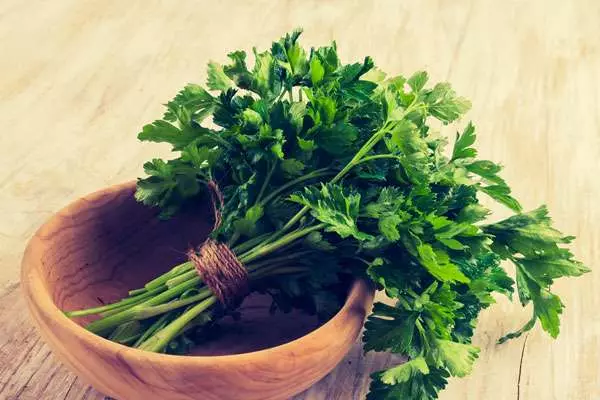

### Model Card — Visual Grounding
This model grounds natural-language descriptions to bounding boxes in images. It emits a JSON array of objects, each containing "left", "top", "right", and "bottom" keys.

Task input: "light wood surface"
[
  {"left": 1, "top": 0, "right": 599, "bottom": 399},
  {"left": 19, "top": 182, "right": 376, "bottom": 400}
]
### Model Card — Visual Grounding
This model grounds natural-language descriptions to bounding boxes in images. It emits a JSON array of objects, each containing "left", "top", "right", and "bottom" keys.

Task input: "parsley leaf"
[
  {"left": 486, "top": 206, "right": 589, "bottom": 340},
  {"left": 290, "top": 184, "right": 372, "bottom": 240},
  {"left": 417, "top": 244, "right": 470, "bottom": 283}
]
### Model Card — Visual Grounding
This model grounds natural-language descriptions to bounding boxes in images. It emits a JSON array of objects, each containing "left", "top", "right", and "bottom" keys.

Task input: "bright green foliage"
[
  {"left": 133, "top": 29, "right": 588, "bottom": 399},
  {"left": 290, "top": 184, "right": 372, "bottom": 240},
  {"left": 485, "top": 206, "right": 590, "bottom": 341}
]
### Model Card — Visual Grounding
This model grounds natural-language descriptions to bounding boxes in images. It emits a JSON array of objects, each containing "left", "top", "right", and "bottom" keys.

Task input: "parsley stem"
[
  {"left": 245, "top": 250, "right": 315, "bottom": 272},
  {"left": 99, "top": 293, "right": 165, "bottom": 318},
  {"left": 232, "top": 232, "right": 272, "bottom": 254},
  {"left": 258, "top": 168, "right": 333, "bottom": 207},
  {"left": 415, "top": 319, "right": 427, "bottom": 344},
  {"left": 128, "top": 288, "right": 146, "bottom": 296},
  {"left": 239, "top": 223, "right": 325, "bottom": 264},
  {"left": 144, "top": 262, "right": 193, "bottom": 291},
  {"left": 141, "top": 276, "right": 203, "bottom": 307},
  {"left": 133, "top": 288, "right": 212, "bottom": 320},
  {"left": 166, "top": 270, "right": 199, "bottom": 288},
  {"left": 256, "top": 161, "right": 277, "bottom": 204},
  {"left": 275, "top": 89, "right": 288, "bottom": 103},
  {"left": 138, "top": 296, "right": 217, "bottom": 352},
  {"left": 133, "top": 312, "right": 172, "bottom": 347},
  {"left": 353, "top": 154, "right": 402, "bottom": 166},
  {"left": 64, "top": 286, "right": 166, "bottom": 318},
  {"left": 227, "top": 232, "right": 241, "bottom": 247},
  {"left": 331, "top": 122, "right": 393, "bottom": 184},
  {"left": 86, "top": 277, "right": 202, "bottom": 334},
  {"left": 276, "top": 209, "right": 308, "bottom": 236}
]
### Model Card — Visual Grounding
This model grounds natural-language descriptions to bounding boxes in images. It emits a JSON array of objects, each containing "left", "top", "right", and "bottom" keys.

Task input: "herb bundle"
[{"left": 66, "top": 30, "right": 589, "bottom": 399}]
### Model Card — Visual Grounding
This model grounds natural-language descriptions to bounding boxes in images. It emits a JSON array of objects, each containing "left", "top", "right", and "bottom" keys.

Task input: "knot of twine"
[{"left": 187, "top": 181, "right": 249, "bottom": 306}]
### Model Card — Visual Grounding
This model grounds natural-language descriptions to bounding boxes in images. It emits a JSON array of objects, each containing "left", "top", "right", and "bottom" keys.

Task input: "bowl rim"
[{"left": 21, "top": 181, "right": 374, "bottom": 367}]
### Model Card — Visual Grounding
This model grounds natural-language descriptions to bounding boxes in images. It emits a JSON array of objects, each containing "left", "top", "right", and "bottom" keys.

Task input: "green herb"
[{"left": 65, "top": 29, "right": 588, "bottom": 399}]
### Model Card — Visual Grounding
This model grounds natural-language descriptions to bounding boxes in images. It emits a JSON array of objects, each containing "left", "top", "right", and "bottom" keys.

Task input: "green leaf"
[
  {"left": 280, "top": 158, "right": 305, "bottom": 177},
  {"left": 428, "top": 215, "right": 480, "bottom": 239},
  {"left": 486, "top": 206, "right": 577, "bottom": 260},
  {"left": 181, "top": 144, "right": 221, "bottom": 170},
  {"left": 417, "top": 244, "right": 470, "bottom": 283},
  {"left": 207, "top": 61, "right": 235, "bottom": 91},
  {"left": 364, "top": 187, "right": 410, "bottom": 241},
  {"left": 241, "top": 109, "right": 263, "bottom": 129},
  {"left": 498, "top": 315, "right": 536, "bottom": 344},
  {"left": 501, "top": 268, "right": 564, "bottom": 341},
  {"left": 378, "top": 215, "right": 403, "bottom": 241},
  {"left": 386, "top": 120, "right": 427, "bottom": 154},
  {"left": 307, "top": 94, "right": 337, "bottom": 125},
  {"left": 315, "top": 122, "right": 358, "bottom": 156},
  {"left": 134, "top": 158, "right": 201, "bottom": 218},
  {"left": 271, "top": 28, "right": 308, "bottom": 78},
  {"left": 451, "top": 122, "right": 477, "bottom": 160},
  {"left": 302, "top": 231, "right": 335, "bottom": 251},
  {"left": 479, "top": 184, "right": 522, "bottom": 212},
  {"left": 407, "top": 71, "right": 429, "bottom": 93},
  {"left": 364, "top": 187, "right": 405, "bottom": 218},
  {"left": 222, "top": 50, "right": 252, "bottom": 88},
  {"left": 467, "top": 264, "right": 514, "bottom": 305},
  {"left": 312, "top": 43, "right": 340, "bottom": 74},
  {"left": 487, "top": 206, "right": 588, "bottom": 341},
  {"left": 365, "top": 258, "right": 412, "bottom": 298},
  {"left": 338, "top": 56, "right": 375, "bottom": 84},
  {"left": 233, "top": 205, "right": 264, "bottom": 237},
  {"left": 438, "top": 237, "right": 465, "bottom": 250},
  {"left": 297, "top": 137, "right": 316, "bottom": 151},
  {"left": 289, "top": 184, "right": 372, "bottom": 241},
  {"left": 379, "top": 357, "right": 430, "bottom": 385},
  {"left": 422, "top": 282, "right": 464, "bottom": 339},
  {"left": 368, "top": 365, "right": 448, "bottom": 400},
  {"left": 432, "top": 340, "right": 480, "bottom": 377},
  {"left": 467, "top": 160, "right": 506, "bottom": 186},
  {"left": 286, "top": 42, "right": 309, "bottom": 76},
  {"left": 533, "top": 287, "right": 564, "bottom": 338},
  {"left": 361, "top": 67, "right": 387, "bottom": 83},
  {"left": 519, "top": 257, "right": 589, "bottom": 286},
  {"left": 364, "top": 303, "right": 419, "bottom": 354},
  {"left": 138, "top": 120, "right": 209, "bottom": 150},
  {"left": 288, "top": 102, "right": 306, "bottom": 133},
  {"left": 425, "top": 83, "right": 471, "bottom": 123},
  {"left": 163, "top": 84, "right": 215, "bottom": 125},
  {"left": 309, "top": 57, "right": 325, "bottom": 84},
  {"left": 251, "top": 49, "right": 282, "bottom": 99},
  {"left": 515, "top": 265, "right": 532, "bottom": 305},
  {"left": 456, "top": 204, "right": 490, "bottom": 223}
]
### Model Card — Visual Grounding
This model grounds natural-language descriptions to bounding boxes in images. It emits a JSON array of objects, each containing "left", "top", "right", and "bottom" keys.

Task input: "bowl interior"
[{"left": 40, "top": 184, "right": 320, "bottom": 353}]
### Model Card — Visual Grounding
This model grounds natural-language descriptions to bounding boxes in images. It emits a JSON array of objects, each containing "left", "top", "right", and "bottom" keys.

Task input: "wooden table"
[{"left": 1, "top": 1, "right": 599, "bottom": 399}]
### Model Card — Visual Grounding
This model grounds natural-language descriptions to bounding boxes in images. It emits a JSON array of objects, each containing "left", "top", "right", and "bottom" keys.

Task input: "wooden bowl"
[{"left": 21, "top": 182, "right": 375, "bottom": 400}]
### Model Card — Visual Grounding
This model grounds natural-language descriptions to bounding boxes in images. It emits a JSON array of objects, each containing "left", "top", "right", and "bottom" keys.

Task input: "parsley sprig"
[{"left": 65, "top": 30, "right": 588, "bottom": 399}]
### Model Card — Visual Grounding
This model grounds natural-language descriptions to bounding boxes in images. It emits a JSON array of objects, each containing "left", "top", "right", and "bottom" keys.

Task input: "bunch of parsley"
[{"left": 66, "top": 30, "right": 588, "bottom": 399}]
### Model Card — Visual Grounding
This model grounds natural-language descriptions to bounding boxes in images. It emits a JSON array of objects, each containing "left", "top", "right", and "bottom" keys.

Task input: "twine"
[{"left": 188, "top": 181, "right": 249, "bottom": 305}]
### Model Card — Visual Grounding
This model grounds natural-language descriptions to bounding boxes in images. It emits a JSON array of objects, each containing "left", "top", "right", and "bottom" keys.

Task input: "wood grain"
[{"left": 1, "top": 0, "right": 599, "bottom": 399}]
